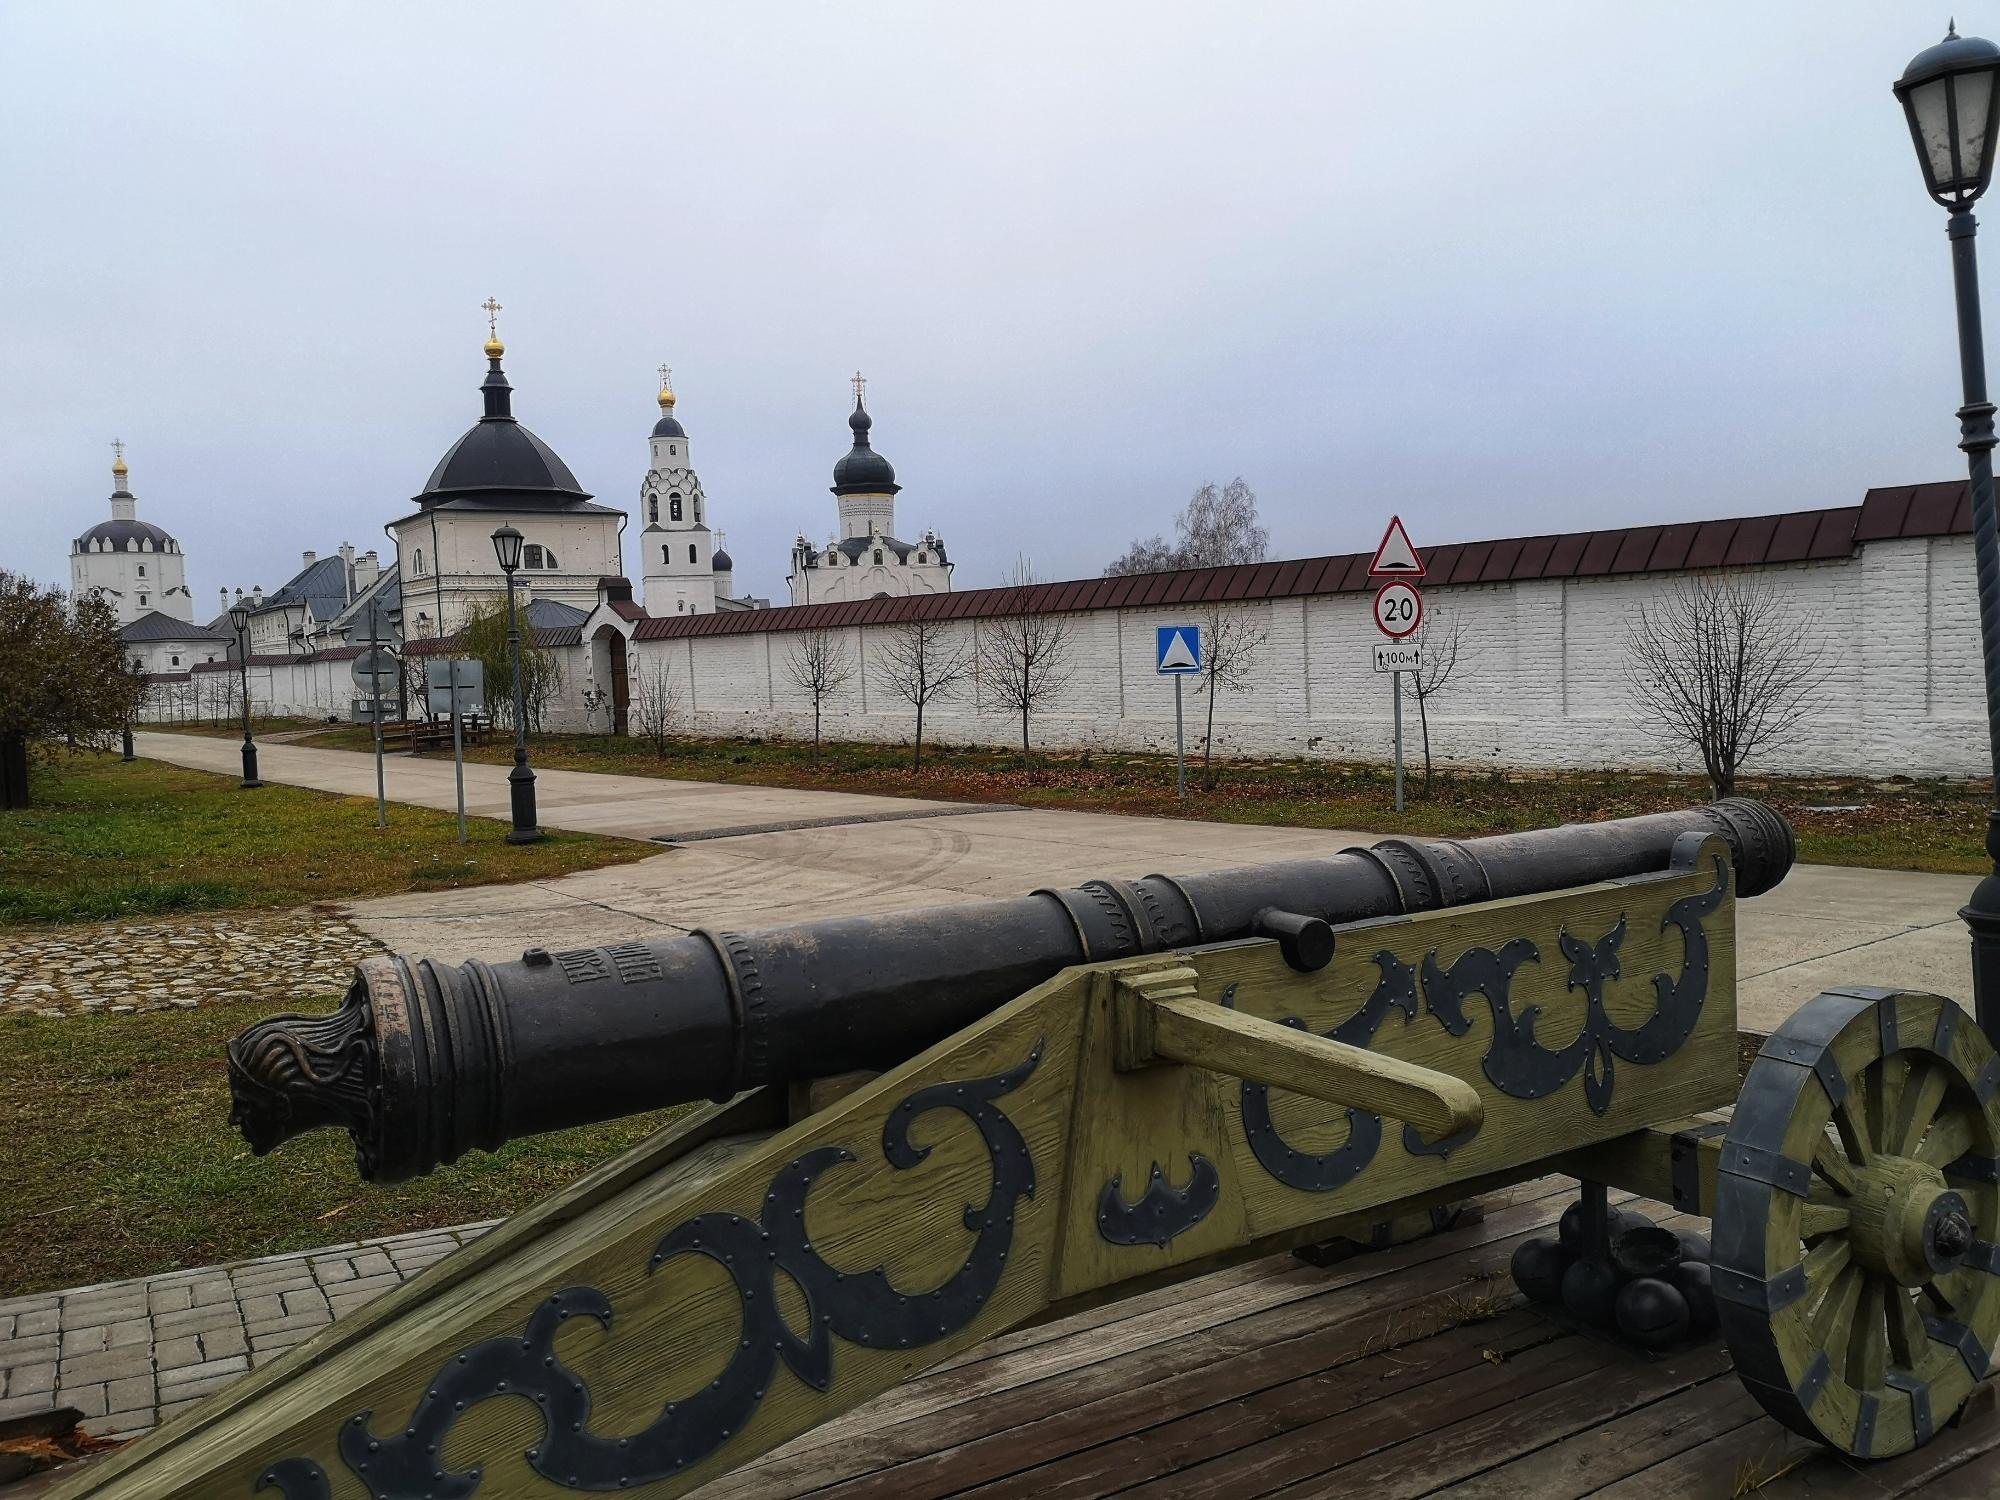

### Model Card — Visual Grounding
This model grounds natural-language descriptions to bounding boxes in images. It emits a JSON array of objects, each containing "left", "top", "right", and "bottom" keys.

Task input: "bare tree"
[
  {"left": 1107, "top": 477, "right": 1270, "bottom": 575},
  {"left": 1408, "top": 609, "right": 1477, "bottom": 796},
  {"left": 784, "top": 628, "right": 856, "bottom": 766},
  {"left": 980, "top": 556, "right": 1076, "bottom": 764},
  {"left": 1624, "top": 572, "right": 1831, "bottom": 798},
  {"left": 628, "top": 649, "right": 684, "bottom": 758},
  {"left": 1193, "top": 604, "right": 1267, "bottom": 788},
  {"left": 875, "top": 618, "right": 973, "bottom": 770}
]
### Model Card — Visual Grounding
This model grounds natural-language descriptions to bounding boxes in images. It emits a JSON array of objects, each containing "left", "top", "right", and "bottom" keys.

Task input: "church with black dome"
[
  {"left": 388, "top": 305, "right": 625, "bottom": 639},
  {"left": 786, "top": 374, "right": 952, "bottom": 606},
  {"left": 71, "top": 444, "right": 198, "bottom": 626}
]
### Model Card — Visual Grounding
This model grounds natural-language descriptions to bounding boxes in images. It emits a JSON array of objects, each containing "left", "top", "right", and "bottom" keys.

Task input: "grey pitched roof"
[
  {"left": 326, "top": 565, "right": 402, "bottom": 637},
  {"left": 263, "top": 554, "right": 357, "bottom": 623},
  {"left": 524, "top": 597, "right": 588, "bottom": 629},
  {"left": 119, "top": 610, "right": 227, "bottom": 643}
]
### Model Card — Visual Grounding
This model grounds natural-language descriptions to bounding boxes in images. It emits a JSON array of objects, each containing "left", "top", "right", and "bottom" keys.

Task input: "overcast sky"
[{"left": 0, "top": 4, "right": 1982, "bottom": 604}]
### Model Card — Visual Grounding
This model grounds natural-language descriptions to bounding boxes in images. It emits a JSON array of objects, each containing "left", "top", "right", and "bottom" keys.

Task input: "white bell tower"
[{"left": 640, "top": 367, "right": 716, "bottom": 616}]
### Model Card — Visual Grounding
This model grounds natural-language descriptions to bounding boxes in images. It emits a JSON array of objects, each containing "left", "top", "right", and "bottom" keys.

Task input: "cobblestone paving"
[
  {"left": 0, "top": 910, "right": 379, "bottom": 1017},
  {"left": 0, "top": 1222, "right": 496, "bottom": 1437}
]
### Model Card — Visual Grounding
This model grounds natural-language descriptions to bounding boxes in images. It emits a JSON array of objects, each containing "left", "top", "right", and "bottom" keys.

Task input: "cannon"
[
  {"left": 61, "top": 800, "right": 2000, "bottom": 1498},
  {"left": 227, "top": 797, "right": 1796, "bottom": 1183}
]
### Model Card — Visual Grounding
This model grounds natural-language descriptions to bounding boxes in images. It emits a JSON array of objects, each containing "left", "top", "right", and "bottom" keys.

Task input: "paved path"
[{"left": 0, "top": 1222, "right": 492, "bottom": 1438}]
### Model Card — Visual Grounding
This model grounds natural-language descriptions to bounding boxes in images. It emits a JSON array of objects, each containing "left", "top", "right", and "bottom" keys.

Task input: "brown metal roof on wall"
[{"left": 630, "top": 482, "right": 1973, "bottom": 643}]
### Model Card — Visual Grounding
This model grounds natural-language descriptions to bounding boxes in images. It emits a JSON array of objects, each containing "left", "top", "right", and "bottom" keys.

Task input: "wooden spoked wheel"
[{"left": 1714, "top": 987, "right": 2000, "bottom": 1458}]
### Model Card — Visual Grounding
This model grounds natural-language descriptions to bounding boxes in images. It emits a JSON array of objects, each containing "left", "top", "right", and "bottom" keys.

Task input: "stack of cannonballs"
[{"left": 1510, "top": 1201, "right": 1718, "bottom": 1349}]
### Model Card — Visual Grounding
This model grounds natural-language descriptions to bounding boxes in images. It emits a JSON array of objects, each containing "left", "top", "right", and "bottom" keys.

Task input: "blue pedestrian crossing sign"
[{"left": 1156, "top": 625, "right": 1202, "bottom": 674}]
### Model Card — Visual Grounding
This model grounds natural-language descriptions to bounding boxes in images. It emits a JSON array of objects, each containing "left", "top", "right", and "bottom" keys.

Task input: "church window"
[
  {"left": 137, "top": 564, "right": 147, "bottom": 577},
  {"left": 171, "top": 654, "right": 180, "bottom": 667},
  {"left": 522, "top": 544, "right": 558, "bottom": 569},
  {"left": 647, "top": 494, "right": 658, "bottom": 524},
  {"left": 688, "top": 544, "right": 697, "bottom": 564},
  {"left": 139, "top": 593, "right": 149, "bottom": 607},
  {"left": 670, "top": 493, "right": 683, "bottom": 522},
  {"left": 662, "top": 543, "right": 671, "bottom": 565},
  {"left": 413, "top": 548, "right": 425, "bottom": 576},
  {"left": 873, "top": 549, "right": 883, "bottom": 565}
]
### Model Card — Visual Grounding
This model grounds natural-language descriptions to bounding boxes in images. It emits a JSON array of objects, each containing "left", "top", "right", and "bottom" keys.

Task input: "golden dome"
[
  {"left": 484, "top": 334, "right": 506, "bottom": 359},
  {"left": 112, "top": 456, "right": 128, "bottom": 475},
  {"left": 657, "top": 383, "right": 676, "bottom": 410}
]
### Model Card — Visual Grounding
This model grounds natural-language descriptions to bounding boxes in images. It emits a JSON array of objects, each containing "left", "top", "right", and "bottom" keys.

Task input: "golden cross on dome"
[
  {"left": 111, "top": 438, "right": 125, "bottom": 463},
  {"left": 482, "top": 297, "right": 503, "bottom": 337},
  {"left": 852, "top": 370, "right": 867, "bottom": 406},
  {"left": 658, "top": 363, "right": 672, "bottom": 390}
]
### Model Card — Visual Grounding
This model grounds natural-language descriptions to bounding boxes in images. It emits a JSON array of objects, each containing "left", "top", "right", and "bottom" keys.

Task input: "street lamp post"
[
  {"left": 1897, "top": 25, "right": 2000, "bottom": 1047},
  {"left": 491, "top": 524, "right": 542, "bottom": 844},
  {"left": 227, "top": 602, "right": 262, "bottom": 789}
]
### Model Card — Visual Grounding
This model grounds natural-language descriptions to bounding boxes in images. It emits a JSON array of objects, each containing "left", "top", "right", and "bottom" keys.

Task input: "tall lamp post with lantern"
[
  {"left": 491, "top": 524, "right": 543, "bottom": 844},
  {"left": 227, "top": 602, "right": 261, "bottom": 789},
  {"left": 1896, "top": 24, "right": 2000, "bottom": 1044}
]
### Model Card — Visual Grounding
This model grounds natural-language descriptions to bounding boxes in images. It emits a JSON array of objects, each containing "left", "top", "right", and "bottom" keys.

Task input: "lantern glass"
[
  {"left": 228, "top": 603, "right": 249, "bottom": 632},
  {"left": 492, "top": 524, "right": 525, "bottom": 573},
  {"left": 1897, "top": 30, "right": 2000, "bottom": 206}
]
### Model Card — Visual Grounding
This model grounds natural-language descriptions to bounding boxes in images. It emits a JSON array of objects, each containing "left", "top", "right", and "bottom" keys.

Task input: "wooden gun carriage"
[{"left": 52, "top": 800, "right": 2000, "bottom": 1496}]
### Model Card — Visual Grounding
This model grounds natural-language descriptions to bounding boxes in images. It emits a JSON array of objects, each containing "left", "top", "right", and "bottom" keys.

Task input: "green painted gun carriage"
[{"left": 52, "top": 800, "right": 2000, "bottom": 1497}]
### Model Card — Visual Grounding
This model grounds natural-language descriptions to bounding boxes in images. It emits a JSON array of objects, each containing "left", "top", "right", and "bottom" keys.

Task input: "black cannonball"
[
  {"left": 1615, "top": 1277, "right": 1691, "bottom": 1351},
  {"left": 1676, "top": 1229, "right": 1711, "bottom": 1266},
  {"left": 1671, "top": 1258, "right": 1718, "bottom": 1337},
  {"left": 1610, "top": 1224, "right": 1684, "bottom": 1281},
  {"left": 1561, "top": 1257, "right": 1621, "bottom": 1329},
  {"left": 1612, "top": 1207, "right": 1657, "bottom": 1238},
  {"left": 1510, "top": 1236, "right": 1571, "bottom": 1306},
  {"left": 1558, "top": 1201, "right": 1589, "bottom": 1252}
]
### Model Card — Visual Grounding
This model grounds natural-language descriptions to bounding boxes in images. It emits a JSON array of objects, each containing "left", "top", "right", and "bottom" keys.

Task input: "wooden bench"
[{"left": 373, "top": 714, "right": 493, "bottom": 754}]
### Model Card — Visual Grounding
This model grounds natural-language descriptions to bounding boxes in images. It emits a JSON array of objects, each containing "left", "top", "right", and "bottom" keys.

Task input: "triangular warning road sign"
[
  {"left": 1159, "top": 630, "right": 1198, "bottom": 670},
  {"left": 1369, "top": 516, "right": 1426, "bottom": 578}
]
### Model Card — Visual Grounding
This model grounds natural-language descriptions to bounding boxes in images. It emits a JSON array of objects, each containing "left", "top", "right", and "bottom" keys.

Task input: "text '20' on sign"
[{"left": 1372, "top": 579, "right": 1422, "bottom": 639}]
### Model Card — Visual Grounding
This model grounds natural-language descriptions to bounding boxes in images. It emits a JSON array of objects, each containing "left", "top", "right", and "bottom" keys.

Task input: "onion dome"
[
  {"left": 711, "top": 546, "right": 733, "bottom": 571},
  {"left": 652, "top": 368, "right": 686, "bottom": 439},
  {"left": 76, "top": 448, "right": 180, "bottom": 552},
  {"left": 412, "top": 329, "right": 591, "bottom": 509},
  {"left": 831, "top": 391, "right": 899, "bottom": 496}
]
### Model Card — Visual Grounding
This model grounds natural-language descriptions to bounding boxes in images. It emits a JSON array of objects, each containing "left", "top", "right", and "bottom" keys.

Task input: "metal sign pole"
[
  {"left": 1174, "top": 674, "right": 1186, "bottom": 800},
  {"left": 370, "top": 609, "right": 387, "bottom": 828},
  {"left": 1393, "top": 670, "right": 1405, "bottom": 813},
  {"left": 451, "top": 658, "right": 467, "bottom": 844}
]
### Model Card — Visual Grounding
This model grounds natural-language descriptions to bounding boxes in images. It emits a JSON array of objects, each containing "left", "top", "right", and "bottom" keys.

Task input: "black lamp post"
[
  {"left": 491, "top": 524, "right": 543, "bottom": 843},
  {"left": 1897, "top": 24, "right": 2000, "bottom": 1047},
  {"left": 227, "top": 602, "right": 262, "bottom": 789}
]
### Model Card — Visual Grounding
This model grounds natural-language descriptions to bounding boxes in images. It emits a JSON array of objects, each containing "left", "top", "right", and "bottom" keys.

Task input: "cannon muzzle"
[{"left": 228, "top": 798, "right": 1794, "bottom": 1182}]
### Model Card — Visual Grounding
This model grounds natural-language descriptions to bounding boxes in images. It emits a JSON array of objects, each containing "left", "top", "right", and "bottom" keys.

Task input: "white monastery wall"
[{"left": 588, "top": 536, "right": 1987, "bottom": 779}]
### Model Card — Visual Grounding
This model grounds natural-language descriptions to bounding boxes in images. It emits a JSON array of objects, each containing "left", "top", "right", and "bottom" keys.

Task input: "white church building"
[
  {"left": 71, "top": 445, "right": 197, "bottom": 626},
  {"left": 787, "top": 378, "right": 952, "bottom": 606},
  {"left": 639, "top": 370, "right": 759, "bottom": 616},
  {"left": 388, "top": 312, "right": 625, "bottom": 641}
]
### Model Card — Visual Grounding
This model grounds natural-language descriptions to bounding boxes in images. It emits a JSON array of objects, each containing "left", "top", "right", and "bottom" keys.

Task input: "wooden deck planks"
[{"left": 689, "top": 1184, "right": 2000, "bottom": 1499}]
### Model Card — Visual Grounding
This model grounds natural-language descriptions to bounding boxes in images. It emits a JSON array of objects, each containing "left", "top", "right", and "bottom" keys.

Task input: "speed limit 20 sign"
[{"left": 1373, "top": 580, "right": 1423, "bottom": 639}]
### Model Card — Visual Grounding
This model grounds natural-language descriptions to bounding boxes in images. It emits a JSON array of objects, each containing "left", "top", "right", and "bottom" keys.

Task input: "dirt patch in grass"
[
  {"left": 299, "top": 727, "right": 1988, "bottom": 875},
  {"left": 0, "top": 1000, "right": 681, "bottom": 1296},
  {"left": 0, "top": 752, "right": 653, "bottom": 925}
]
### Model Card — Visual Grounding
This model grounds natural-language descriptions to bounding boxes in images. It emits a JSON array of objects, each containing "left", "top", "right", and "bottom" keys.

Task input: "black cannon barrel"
[{"left": 227, "top": 798, "right": 1794, "bottom": 1182}]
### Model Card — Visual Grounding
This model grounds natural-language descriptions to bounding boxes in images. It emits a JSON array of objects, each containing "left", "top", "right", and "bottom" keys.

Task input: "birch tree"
[
  {"left": 784, "top": 628, "right": 856, "bottom": 766},
  {"left": 875, "top": 618, "right": 972, "bottom": 770},
  {"left": 1624, "top": 572, "right": 1830, "bottom": 798}
]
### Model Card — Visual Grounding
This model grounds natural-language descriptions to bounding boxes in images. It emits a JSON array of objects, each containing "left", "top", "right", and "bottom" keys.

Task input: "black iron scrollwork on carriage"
[
  {"left": 1231, "top": 854, "right": 1725, "bottom": 1194},
  {"left": 252, "top": 1043, "right": 1044, "bottom": 1499}
]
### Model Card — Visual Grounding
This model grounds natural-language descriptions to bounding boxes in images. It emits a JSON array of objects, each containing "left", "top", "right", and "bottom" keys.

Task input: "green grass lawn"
[
  {"left": 0, "top": 752, "right": 653, "bottom": 924},
  {"left": 303, "top": 726, "right": 1989, "bottom": 876},
  {"left": 0, "top": 1000, "right": 681, "bottom": 1295}
]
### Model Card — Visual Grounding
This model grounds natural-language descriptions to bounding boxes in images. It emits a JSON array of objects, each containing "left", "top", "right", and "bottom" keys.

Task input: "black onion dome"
[
  {"left": 77, "top": 516, "right": 178, "bottom": 551},
  {"left": 711, "top": 547, "right": 734, "bottom": 571},
  {"left": 414, "top": 353, "right": 592, "bottom": 508},
  {"left": 831, "top": 397, "right": 900, "bottom": 496}
]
